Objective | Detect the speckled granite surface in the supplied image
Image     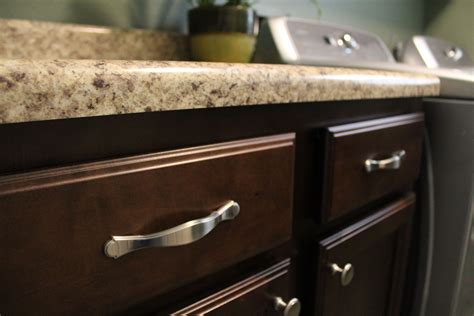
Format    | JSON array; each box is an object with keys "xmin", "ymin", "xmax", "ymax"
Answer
[
  {"xmin": 0, "ymin": 19, "xmax": 189, "ymax": 60},
  {"xmin": 0, "ymin": 59, "xmax": 439, "ymax": 124}
]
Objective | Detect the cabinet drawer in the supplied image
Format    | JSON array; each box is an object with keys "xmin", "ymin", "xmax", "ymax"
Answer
[
  {"xmin": 322, "ymin": 113, "xmax": 423, "ymax": 222},
  {"xmin": 171, "ymin": 259, "xmax": 299, "ymax": 315},
  {"xmin": 314, "ymin": 194, "xmax": 414, "ymax": 316},
  {"xmin": 0, "ymin": 134, "xmax": 295, "ymax": 315}
]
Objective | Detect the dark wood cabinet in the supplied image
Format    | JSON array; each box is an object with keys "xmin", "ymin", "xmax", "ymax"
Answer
[
  {"xmin": 0, "ymin": 134, "xmax": 295, "ymax": 315},
  {"xmin": 321, "ymin": 113, "xmax": 424, "ymax": 222},
  {"xmin": 170, "ymin": 259, "xmax": 295, "ymax": 316},
  {"xmin": 0, "ymin": 99, "xmax": 424, "ymax": 315},
  {"xmin": 314, "ymin": 194, "xmax": 415, "ymax": 316}
]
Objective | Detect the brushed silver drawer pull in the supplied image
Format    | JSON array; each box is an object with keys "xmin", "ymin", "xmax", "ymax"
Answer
[
  {"xmin": 365, "ymin": 150, "xmax": 406, "ymax": 173},
  {"xmin": 104, "ymin": 200, "xmax": 240, "ymax": 259}
]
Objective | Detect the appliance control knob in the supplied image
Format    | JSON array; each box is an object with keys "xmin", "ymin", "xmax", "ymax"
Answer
[
  {"xmin": 339, "ymin": 33, "xmax": 359, "ymax": 50},
  {"xmin": 444, "ymin": 46, "xmax": 463, "ymax": 61},
  {"xmin": 324, "ymin": 35, "xmax": 338, "ymax": 46}
]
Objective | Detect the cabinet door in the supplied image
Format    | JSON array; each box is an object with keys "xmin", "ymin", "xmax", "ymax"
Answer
[
  {"xmin": 171, "ymin": 259, "xmax": 301, "ymax": 316},
  {"xmin": 314, "ymin": 194, "xmax": 414, "ymax": 316},
  {"xmin": 322, "ymin": 113, "xmax": 424, "ymax": 222},
  {"xmin": 0, "ymin": 134, "xmax": 294, "ymax": 315}
]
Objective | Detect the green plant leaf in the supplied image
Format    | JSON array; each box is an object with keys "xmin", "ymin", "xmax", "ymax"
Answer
[{"xmin": 225, "ymin": 0, "xmax": 252, "ymax": 7}]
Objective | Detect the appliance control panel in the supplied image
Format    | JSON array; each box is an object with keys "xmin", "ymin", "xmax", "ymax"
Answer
[
  {"xmin": 396, "ymin": 35, "xmax": 472, "ymax": 69},
  {"xmin": 253, "ymin": 17, "xmax": 395, "ymax": 65}
]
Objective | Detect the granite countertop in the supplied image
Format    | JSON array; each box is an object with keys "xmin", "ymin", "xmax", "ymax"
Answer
[
  {"xmin": 0, "ymin": 18, "xmax": 440, "ymax": 125},
  {"xmin": 0, "ymin": 19, "xmax": 189, "ymax": 60},
  {"xmin": 0, "ymin": 59, "xmax": 440, "ymax": 125}
]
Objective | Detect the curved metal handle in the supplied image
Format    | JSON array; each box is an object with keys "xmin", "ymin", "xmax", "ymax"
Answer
[
  {"xmin": 274, "ymin": 297, "xmax": 301, "ymax": 316},
  {"xmin": 104, "ymin": 200, "xmax": 240, "ymax": 259},
  {"xmin": 365, "ymin": 150, "xmax": 406, "ymax": 173},
  {"xmin": 329, "ymin": 263, "xmax": 355, "ymax": 286}
]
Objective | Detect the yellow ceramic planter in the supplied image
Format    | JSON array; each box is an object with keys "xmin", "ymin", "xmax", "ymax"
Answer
[{"xmin": 190, "ymin": 32, "xmax": 256, "ymax": 63}]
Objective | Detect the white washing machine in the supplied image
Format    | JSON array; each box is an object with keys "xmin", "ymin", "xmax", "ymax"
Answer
[
  {"xmin": 253, "ymin": 17, "xmax": 474, "ymax": 316},
  {"xmin": 396, "ymin": 35, "xmax": 474, "ymax": 316}
]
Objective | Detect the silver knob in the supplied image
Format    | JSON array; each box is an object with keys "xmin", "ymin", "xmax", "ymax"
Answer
[
  {"xmin": 274, "ymin": 297, "xmax": 301, "ymax": 316},
  {"xmin": 338, "ymin": 33, "xmax": 359, "ymax": 50},
  {"xmin": 444, "ymin": 46, "xmax": 463, "ymax": 61},
  {"xmin": 324, "ymin": 35, "xmax": 338, "ymax": 46},
  {"xmin": 329, "ymin": 263, "xmax": 354, "ymax": 286}
]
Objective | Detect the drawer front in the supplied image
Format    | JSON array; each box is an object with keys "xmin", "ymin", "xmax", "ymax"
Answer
[
  {"xmin": 315, "ymin": 194, "xmax": 414, "ymax": 316},
  {"xmin": 171, "ymin": 259, "xmax": 297, "ymax": 315},
  {"xmin": 322, "ymin": 113, "xmax": 423, "ymax": 222},
  {"xmin": 0, "ymin": 134, "xmax": 295, "ymax": 315}
]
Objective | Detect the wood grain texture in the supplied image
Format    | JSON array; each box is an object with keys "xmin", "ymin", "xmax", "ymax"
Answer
[
  {"xmin": 0, "ymin": 98, "xmax": 422, "ymax": 175},
  {"xmin": 322, "ymin": 113, "xmax": 424, "ymax": 222},
  {"xmin": 314, "ymin": 194, "xmax": 415, "ymax": 316},
  {"xmin": 0, "ymin": 134, "xmax": 295, "ymax": 315},
  {"xmin": 171, "ymin": 259, "xmax": 292, "ymax": 315},
  {"xmin": 0, "ymin": 98, "xmax": 424, "ymax": 315}
]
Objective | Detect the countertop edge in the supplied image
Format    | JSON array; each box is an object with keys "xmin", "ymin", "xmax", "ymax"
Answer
[{"xmin": 0, "ymin": 59, "xmax": 440, "ymax": 125}]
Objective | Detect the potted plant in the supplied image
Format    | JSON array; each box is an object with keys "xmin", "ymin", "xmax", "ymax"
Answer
[{"xmin": 188, "ymin": 0, "xmax": 259, "ymax": 63}]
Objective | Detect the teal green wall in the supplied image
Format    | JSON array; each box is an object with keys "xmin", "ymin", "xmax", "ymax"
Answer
[
  {"xmin": 0, "ymin": 0, "xmax": 189, "ymax": 31},
  {"xmin": 254, "ymin": 0, "xmax": 425, "ymax": 50},
  {"xmin": 424, "ymin": 0, "xmax": 474, "ymax": 58},
  {"xmin": 0, "ymin": 0, "xmax": 425, "ymax": 49}
]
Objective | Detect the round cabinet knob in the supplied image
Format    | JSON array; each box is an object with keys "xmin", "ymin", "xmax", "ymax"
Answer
[
  {"xmin": 329, "ymin": 263, "xmax": 355, "ymax": 286},
  {"xmin": 274, "ymin": 297, "xmax": 301, "ymax": 316}
]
